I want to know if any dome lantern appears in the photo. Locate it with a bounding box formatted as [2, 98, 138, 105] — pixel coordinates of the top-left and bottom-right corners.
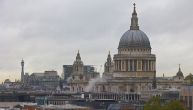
[176, 64, 184, 77]
[130, 3, 139, 30]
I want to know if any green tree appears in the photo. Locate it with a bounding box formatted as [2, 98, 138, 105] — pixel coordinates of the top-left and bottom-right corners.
[185, 73, 193, 84]
[143, 95, 163, 110]
[14, 104, 23, 108]
[162, 100, 187, 110]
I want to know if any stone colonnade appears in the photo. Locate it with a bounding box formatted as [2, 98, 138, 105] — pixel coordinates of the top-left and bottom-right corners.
[71, 85, 84, 92]
[114, 59, 156, 71]
[48, 100, 66, 105]
[92, 93, 140, 101]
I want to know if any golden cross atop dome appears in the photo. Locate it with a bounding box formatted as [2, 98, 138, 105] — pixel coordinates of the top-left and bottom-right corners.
[109, 51, 110, 54]
[179, 64, 181, 68]
[78, 50, 80, 53]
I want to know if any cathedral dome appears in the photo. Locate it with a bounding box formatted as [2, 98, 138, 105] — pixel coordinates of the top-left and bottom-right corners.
[176, 67, 184, 77]
[118, 3, 151, 49]
[118, 30, 151, 48]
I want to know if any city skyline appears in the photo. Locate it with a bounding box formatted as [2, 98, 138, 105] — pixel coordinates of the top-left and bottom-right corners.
[0, 0, 193, 82]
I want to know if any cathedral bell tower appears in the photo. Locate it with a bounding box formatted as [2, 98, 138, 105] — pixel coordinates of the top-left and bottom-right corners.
[103, 51, 114, 78]
[70, 50, 87, 92]
[73, 50, 83, 75]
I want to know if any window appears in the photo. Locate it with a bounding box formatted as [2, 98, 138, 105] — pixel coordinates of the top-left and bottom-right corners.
[122, 61, 125, 70]
[138, 60, 141, 70]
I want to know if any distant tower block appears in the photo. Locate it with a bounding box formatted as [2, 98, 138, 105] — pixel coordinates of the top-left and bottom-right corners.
[21, 59, 24, 83]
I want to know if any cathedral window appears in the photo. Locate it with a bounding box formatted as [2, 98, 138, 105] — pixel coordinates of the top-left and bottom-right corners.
[138, 60, 141, 70]
[79, 75, 83, 79]
[122, 61, 125, 70]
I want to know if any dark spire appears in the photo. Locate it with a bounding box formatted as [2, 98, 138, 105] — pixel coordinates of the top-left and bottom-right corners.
[76, 50, 81, 60]
[130, 3, 139, 30]
[107, 51, 111, 61]
[133, 3, 137, 14]
[176, 64, 184, 77]
[21, 59, 24, 83]
[152, 71, 157, 89]
[21, 58, 24, 66]
[59, 78, 63, 90]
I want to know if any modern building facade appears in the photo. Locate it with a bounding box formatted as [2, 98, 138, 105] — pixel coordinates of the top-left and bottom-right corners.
[28, 71, 60, 87]
[179, 85, 193, 109]
[62, 65, 96, 80]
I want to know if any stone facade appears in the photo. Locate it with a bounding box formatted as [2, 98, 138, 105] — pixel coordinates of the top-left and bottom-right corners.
[70, 4, 188, 94]
[70, 50, 99, 92]
[103, 51, 114, 78]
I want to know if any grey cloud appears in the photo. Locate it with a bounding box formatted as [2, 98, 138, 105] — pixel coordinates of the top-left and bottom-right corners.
[0, 0, 193, 82]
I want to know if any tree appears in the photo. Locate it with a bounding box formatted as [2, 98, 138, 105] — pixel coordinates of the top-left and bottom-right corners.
[14, 104, 23, 108]
[162, 100, 187, 110]
[143, 97, 187, 110]
[185, 73, 193, 84]
[143, 95, 163, 110]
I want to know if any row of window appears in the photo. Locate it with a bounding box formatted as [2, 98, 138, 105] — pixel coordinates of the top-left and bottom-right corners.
[120, 48, 150, 52]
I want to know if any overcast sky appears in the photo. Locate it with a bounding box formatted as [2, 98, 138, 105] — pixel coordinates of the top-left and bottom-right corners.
[0, 0, 193, 82]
